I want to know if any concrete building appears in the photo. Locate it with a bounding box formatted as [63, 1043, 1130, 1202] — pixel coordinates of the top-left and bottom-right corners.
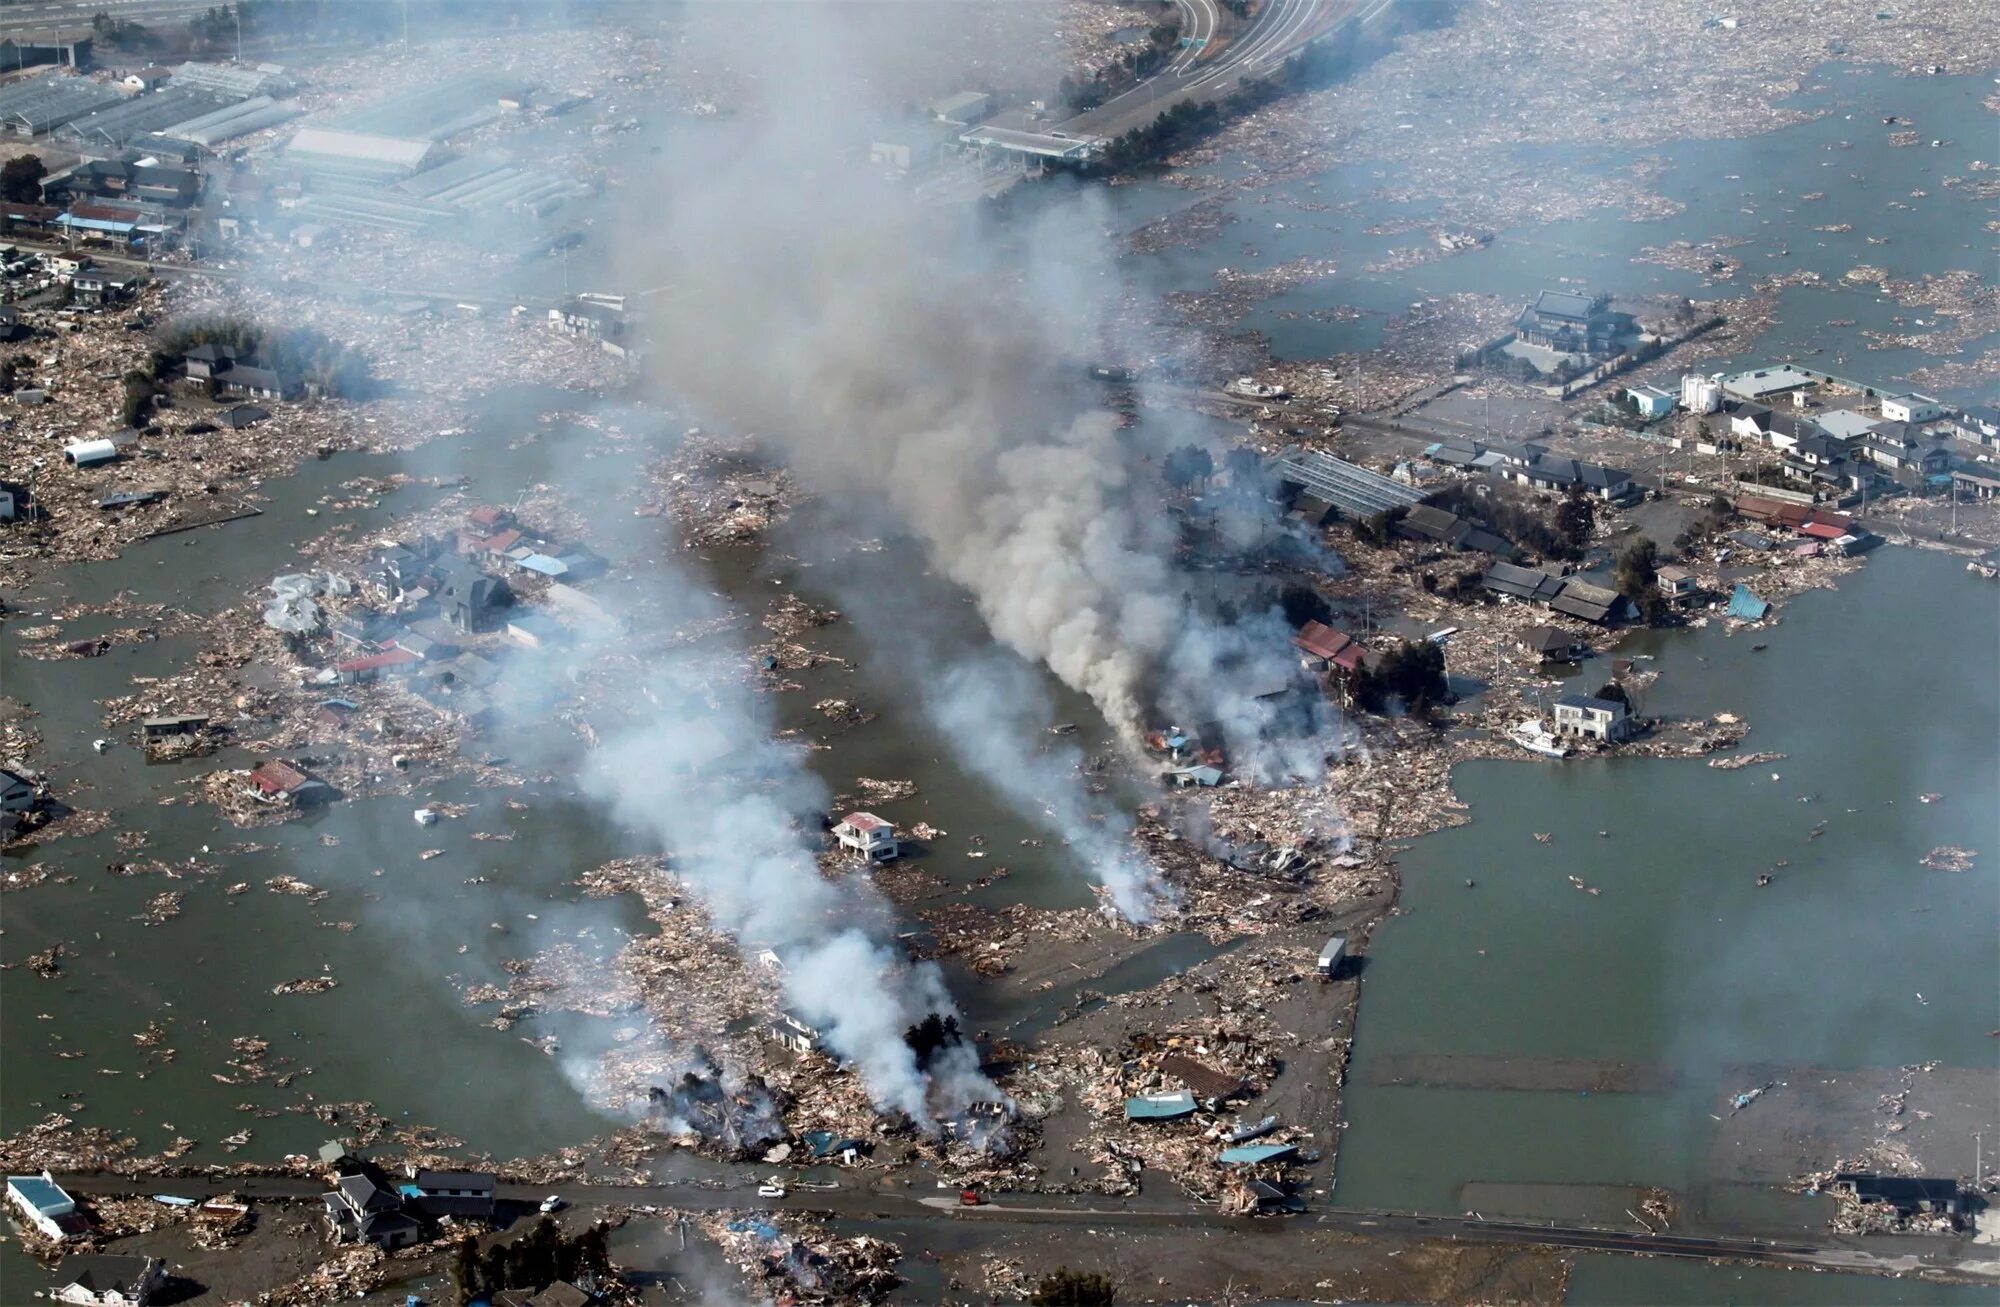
[51, 1255, 164, 1306]
[931, 91, 994, 126]
[1628, 384, 1674, 419]
[1553, 692, 1633, 743]
[1655, 565, 1699, 606]
[1720, 365, 1816, 401]
[1879, 393, 1945, 425]
[833, 811, 899, 862]
[7, 1171, 85, 1240]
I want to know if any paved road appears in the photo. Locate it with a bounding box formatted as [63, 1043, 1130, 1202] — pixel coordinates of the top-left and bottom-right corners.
[49, 1169, 1999, 1284]
[0, 0, 220, 37]
[1055, 0, 1389, 145]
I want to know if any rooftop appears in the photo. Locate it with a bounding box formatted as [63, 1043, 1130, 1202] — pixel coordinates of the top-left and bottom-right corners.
[1556, 692, 1628, 715]
[1721, 365, 1817, 399]
[1272, 447, 1427, 519]
[8, 1173, 73, 1213]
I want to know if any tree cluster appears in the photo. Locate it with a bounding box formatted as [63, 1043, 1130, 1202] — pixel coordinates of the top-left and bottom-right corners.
[1349, 505, 1407, 548]
[1614, 537, 1669, 624]
[449, 1218, 610, 1306]
[1351, 639, 1449, 716]
[903, 1012, 964, 1072]
[1057, 13, 1183, 112]
[0, 155, 46, 206]
[1427, 482, 1576, 561]
[1553, 486, 1595, 558]
[1278, 582, 1331, 631]
[156, 315, 378, 399]
[92, 12, 156, 49]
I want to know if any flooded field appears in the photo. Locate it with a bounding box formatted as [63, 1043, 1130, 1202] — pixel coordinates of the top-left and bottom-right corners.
[1110, 64, 1997, 395]
[1334, 546, 2000, 1235]
[0, 392, 1134, 1172]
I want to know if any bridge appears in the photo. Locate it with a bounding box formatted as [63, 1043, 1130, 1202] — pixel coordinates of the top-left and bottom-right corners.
[961, 0, 1397, 167]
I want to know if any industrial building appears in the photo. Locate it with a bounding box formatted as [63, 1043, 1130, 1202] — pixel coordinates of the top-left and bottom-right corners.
[0, 74, 126, 137]
[157, 94, 300, 148]
[286, 72, 529, 181]
[55, 87, 230, 149]
[0, 29, 92, 71]
[1271, 447, 1429, 520]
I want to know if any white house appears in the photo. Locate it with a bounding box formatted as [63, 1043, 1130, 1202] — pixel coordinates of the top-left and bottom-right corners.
[771, 1012, 825, 1054]
[1553, 692, 1633, 743]
[832, 811, 899, 862]
[1880, 393, 1945, 425]
[51, 1254, 165, 1307]
[1628, 384, 1674, 419]
[7, 1172, 82, 1240]
[1655, 565, 1699, 606]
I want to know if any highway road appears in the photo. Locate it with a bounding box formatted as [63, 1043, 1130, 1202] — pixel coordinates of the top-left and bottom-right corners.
[0, 0, 223, 37]
[48, 1168, 2000, 1285]
[1054, 0, 1394, 145]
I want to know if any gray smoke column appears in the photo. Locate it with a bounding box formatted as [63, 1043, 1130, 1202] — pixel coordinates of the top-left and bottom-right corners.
[927, 652, 1168, 920]
[617, 20, 1203, 747]
[582, 552, 991, 1121]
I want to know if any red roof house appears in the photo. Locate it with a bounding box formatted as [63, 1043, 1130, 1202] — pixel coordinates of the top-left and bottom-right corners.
[1293, 621, 1367, 673]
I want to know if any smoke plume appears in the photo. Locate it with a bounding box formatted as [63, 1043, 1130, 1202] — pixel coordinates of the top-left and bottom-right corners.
[582, 540, 992, 1121]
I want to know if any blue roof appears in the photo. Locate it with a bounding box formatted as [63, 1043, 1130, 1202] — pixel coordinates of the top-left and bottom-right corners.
[1728, 584, 1770, 620]
[1219, 1143, 1299, 1165]
[57, 215, 137, 234]
[7, 1174, 72, 1213]
[1125, 1090, 1197, 1121]
[515, 552, 567, 576]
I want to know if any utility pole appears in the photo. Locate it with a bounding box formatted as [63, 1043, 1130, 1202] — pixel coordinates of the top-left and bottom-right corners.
[234, 4, 242, 64]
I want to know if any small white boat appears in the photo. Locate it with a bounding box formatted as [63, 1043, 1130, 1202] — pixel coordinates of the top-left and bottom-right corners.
[1507, 721, 1571, 758]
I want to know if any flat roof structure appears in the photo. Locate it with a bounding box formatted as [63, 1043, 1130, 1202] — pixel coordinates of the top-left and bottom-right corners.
[1721, 365, 1817, 399]
[958, 124, 1097, 160]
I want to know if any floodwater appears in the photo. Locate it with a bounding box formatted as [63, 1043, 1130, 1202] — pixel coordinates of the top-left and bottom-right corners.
[1564, 1252, 2000, 1306]
[1333, 548, 2000, 1238]
[1112, 64, 1998, 397]
[0, 384, 1147, 1172]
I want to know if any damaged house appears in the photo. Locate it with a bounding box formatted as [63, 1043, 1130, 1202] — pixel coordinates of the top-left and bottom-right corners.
[832, 811, 899, 862]
[320, 1172, 421, 1250]
[436, 557, 513, 632]
[246, 760, 332, 806]
[770, 1012, 826, 1056]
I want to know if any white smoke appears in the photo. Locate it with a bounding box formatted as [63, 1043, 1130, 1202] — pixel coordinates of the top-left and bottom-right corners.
[583, 548, 992, 1122]
[926, 652, 1168, 920]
